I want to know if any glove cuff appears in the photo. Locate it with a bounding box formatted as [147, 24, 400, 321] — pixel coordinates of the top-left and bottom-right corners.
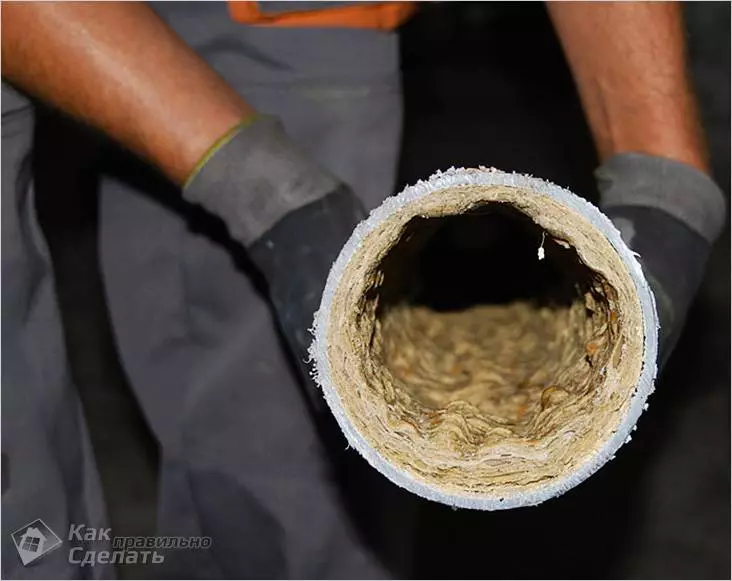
[182, 115, 260, 189]
[183, 115, 341, 246]
[595, 152, 726, 244]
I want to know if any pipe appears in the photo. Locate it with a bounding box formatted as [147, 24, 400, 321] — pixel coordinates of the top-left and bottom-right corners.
[310, 167, 658, 510]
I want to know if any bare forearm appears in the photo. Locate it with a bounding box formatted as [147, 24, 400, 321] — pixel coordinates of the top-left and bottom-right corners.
[2, 2, 255, 184]
[547, 2, 709, 172]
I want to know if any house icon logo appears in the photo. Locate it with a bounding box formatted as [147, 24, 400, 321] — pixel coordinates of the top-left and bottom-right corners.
[11, 519, 62, 566]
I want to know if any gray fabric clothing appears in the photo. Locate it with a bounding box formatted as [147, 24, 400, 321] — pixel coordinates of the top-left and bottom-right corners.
[2, 2, 412, 578]
[1, 84, 114, 579]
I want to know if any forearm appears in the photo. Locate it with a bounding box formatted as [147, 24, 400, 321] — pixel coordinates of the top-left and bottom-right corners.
[1, 2, 255, 184]
[547, 2, 709, 173]
[2, 3, 366, 395]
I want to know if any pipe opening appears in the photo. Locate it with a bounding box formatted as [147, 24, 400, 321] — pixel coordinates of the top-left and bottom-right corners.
[369, 203, 619, 450]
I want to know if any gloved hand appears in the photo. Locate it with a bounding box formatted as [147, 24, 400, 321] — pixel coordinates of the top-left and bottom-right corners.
[596, 153, 726, 368]
[182, 115, 366, 410]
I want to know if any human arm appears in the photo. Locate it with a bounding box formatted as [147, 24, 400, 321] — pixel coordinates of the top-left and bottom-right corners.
[547, 1, 708, 171]
[547, 2, 726, 364]
[2, 1, 256, 184]
[2, 2, 365, 402]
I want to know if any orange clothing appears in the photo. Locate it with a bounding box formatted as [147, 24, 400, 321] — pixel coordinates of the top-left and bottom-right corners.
[228, 1, 417, 30]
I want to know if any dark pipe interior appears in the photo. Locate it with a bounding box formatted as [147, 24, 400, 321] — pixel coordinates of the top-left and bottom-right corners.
[370, 203, 616, 429]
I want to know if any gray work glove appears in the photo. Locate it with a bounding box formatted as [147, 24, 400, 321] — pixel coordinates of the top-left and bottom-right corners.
[183, 116, 365, 410]
[596, 153, 726, 368]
